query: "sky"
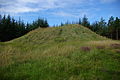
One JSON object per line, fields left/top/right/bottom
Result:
{"left": 0, "top": 0, "right": 120, "bottom": 26}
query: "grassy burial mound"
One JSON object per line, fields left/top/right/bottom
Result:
{"left": 0, "top": 24, "right": 120, "bottom": 80}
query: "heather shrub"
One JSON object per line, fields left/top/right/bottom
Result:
{"left": 110, "top": 43, "right": 120, "bottom": 49}
{"left": 96, "top": 45, "right": 105, "bottom": 49}
{"left": 81, "top": 46, "right": 91, "bottom": 52}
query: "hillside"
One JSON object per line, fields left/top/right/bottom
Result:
{"left": 0, "top": 24, "right": 120, "bottom": 80}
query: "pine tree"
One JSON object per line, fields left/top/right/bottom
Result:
{"left": 108, "top": 16, "right": 114, "bottom": 39}
{"left": 91, "top": 21, "right": 99, "bottom": 32}
{"left": 0, "top": 14, "right": 2, "bottom": 30}
{"left": 0, "top": 15, "right": 1, "bottom": 27}
{"left": 44, "top": 19, "right": 49, "bottom": 28}
{"left": 82, "top": 15, "right": 90, "bottom": 28}
{"left": 114, "top": 17, "right": 120, "bottom": 40}
{"left": 78, "top": 18, "right": 81, "bottom": 24}
{"left": 98, "top": 17, "right": 107, "bottom": 36}
{"left": 60, "top": 22, "right": 64, "bottom": 26}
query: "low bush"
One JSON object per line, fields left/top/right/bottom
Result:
{"left": 110, "top": 43, "right": 120, "bottom": 49}
{"left": 96, "top": 45, "right": 105, "bottom": 49}
{"left": 80, "top": 46, "right": 91, "bottom": 52}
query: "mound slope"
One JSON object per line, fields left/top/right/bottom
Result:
{"left": 12, "top": 24, "right": 106, "bottom": 43}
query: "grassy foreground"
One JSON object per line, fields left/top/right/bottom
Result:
{"left": 0, "top": 24, "right": 120, "bottom": 80}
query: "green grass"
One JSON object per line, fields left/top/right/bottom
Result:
{"left": 0, "top": 24, "right": 120, "bottom": 80}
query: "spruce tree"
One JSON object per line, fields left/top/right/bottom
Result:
{"left": 108, "top": 16, "right": 114, "bottom": 39}
{"left": 78, "top": 18, "right": 81, "bottom": 24}
{"left": 82, "top": 15, "right": 90, "bottom": 28}
{"left": 114, "top": 17, "right": 120, "bottom": 40}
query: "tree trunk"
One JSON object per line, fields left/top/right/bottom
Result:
{"left": 116, "top": 29, "right": 118, "bottom": 40}
{"left": 111, "top": 33, "right": 112, "bottom": 39}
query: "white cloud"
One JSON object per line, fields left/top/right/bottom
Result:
{"left": 0, "top": 0, "right": 89, "bottom": 13}
{"left": 0, "top": 6, "right": 39, "bottom": 13}
{"left": 0, "top": 0, "right": 38, "bottom": 13}
{"left": 52, "top": 8, "right": 95, "bottom": 18}
{"left": 0, "top": 0, "right": 105, "bottom": 18}
{"left": 0, "top": 0, "right": 58, "bottom": 13}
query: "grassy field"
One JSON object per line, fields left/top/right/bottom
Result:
{"left": 0, "top": 24, "right": 120, "bottom": 80}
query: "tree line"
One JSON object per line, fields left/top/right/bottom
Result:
{"left": 91, "top": 16, "right": 120, "bottom": 40}
{"left": 0, "top": 14, "right": 120, "bottom": 42}
{"left": 0, "top": 14, "right": 49, "bottom": 42}
{"left": 60, "top": 15, "right": 120, "bottom": 40}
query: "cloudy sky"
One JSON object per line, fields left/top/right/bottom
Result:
{"left": 0, "top": 0, "right": 120, "bottom": 25}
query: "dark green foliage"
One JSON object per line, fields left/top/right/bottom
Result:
{"left": 32, "top": 18, "right": 49, "bottom": 28}
{"left": 0, "top": 14, "right": 49, "bottom": 42}
{"left": 60, "top": 22, "right": 64, "bottom": 26}
{"left": 108, "top": 16, "right": 114, "bottom": 39}
{"left": 91, "top": 16, "right": 120, "bottom": 40}
{"left": 91, "top": 18, "right": 107, "bottom": 36}
{"left": 114, "top": 17, "right": 120, "bottom": 40}
{"left": 0, "top": 15, "right": 26, "bottom": 41}
{"left": 81, "top": 15, "right": 90, "bottom": 28}
{"left": 78, "top": 18, "right": 82, "bottom": 24}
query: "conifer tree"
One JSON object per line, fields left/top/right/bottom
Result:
{"left": 82, "top": 15, "right": 90, "bottom": 28}
{"left": 108, "top": 16, "right": 114, "bottom": 39}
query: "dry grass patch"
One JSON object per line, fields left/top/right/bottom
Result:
{"left": 42, "top": 45, "right": 76, "bottom": 57}
{"left": 87, "top": 40, "right": 120, "bottom": 48}
{"left": 88, "top": 40, "right": 119, "bottom": 45}
{"left": 0, "top": 53, "right": 13, "bottom": 66}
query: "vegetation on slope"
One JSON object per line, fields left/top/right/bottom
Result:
{"left": 0, "top": 24, "right": 120, "bottom": 80}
